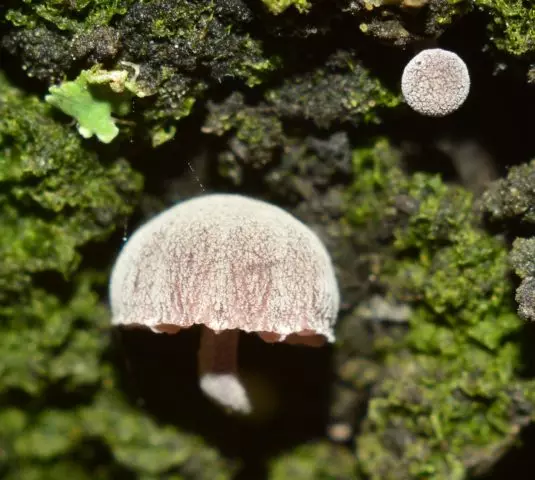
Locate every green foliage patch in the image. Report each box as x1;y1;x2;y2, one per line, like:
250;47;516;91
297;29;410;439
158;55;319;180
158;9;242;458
0;73;233;479
346;139;535;479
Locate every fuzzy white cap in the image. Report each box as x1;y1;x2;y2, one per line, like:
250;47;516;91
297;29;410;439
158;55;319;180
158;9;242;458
401;48;470;117
109;194;339;341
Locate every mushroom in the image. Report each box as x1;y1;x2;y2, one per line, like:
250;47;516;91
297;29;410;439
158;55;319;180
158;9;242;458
109;194;340;414
401;48;470;117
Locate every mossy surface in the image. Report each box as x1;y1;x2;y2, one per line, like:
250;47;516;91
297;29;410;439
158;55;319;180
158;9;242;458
3;0;279;142
5;0;135;32
346;140;535;479
260;0;311;15
472;0;535;56
0;73;234;479
269;442;357;479
1;0;535;478
481;161;535;323
0;72;142;296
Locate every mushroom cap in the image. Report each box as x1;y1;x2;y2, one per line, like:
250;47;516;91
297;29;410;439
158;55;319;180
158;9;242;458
401;48;470;117
109;194;339;342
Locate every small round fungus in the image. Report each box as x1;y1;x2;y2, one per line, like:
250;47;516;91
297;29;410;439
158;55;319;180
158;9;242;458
109;194;340;414
401;48;470;117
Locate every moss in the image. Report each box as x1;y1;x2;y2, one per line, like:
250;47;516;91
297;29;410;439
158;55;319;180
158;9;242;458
204;92;284;173
3;0;278;141
0;72;142;297
481;159;535;225
346;139;535;479
265;51;401;128
0;278;235;479
472;0;535;56
202;54;398;187
429;0;468;27
358;346;534;480
119;0;277;85
0;73;233;479
3;2;131;81
269;442;357;479
260;0;312;15
481;160;535;321
5;0;135;32
511;238;535;280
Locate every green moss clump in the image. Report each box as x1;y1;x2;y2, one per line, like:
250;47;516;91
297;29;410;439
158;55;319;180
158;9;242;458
5;0;135;32
3;2;131;81
204;92;284;176
266;51;400;128
202;55;398;186
0;72;142;297
346;139;535;479
119;1;278;88
0;74;233;479
3;0;279;140
269;442;357;479
116;0;279;139
510;238;535;280
472;0;535;56
0;275;235;479
260;0;311;15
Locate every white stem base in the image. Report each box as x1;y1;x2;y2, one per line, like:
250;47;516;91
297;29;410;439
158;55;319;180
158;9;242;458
198;327;251;414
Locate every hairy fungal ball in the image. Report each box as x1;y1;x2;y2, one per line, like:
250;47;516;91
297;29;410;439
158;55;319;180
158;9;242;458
109;194;340;414
401;48;470;117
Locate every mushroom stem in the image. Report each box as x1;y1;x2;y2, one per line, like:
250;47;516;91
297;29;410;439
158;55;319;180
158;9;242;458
198;326;251;414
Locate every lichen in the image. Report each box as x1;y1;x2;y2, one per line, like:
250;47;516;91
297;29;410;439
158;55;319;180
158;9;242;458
480;160;535;323
481;159;535;225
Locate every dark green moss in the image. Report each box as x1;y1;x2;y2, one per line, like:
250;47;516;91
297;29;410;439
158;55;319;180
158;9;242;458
260;0;311;15
345;139;535;479
269;442;357;479
472;0;535;56
3;1;132;81
202;54;399;188
0;72;142;297
0;73;234;480
510;238;535;281
265;51;400;128
5;0;134;32
204;92;284;176
3;0;279;143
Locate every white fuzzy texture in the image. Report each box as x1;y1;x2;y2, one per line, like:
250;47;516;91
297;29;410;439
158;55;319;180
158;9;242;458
401;48;470;117
109;194;339;341
200;373;252;414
